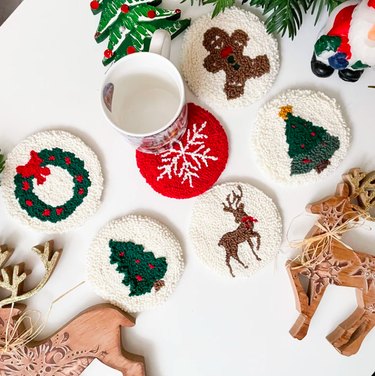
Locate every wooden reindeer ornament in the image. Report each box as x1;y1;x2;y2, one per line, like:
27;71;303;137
0;241;145;375
287;168;375;356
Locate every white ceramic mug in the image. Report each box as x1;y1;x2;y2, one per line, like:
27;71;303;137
101;30;188;154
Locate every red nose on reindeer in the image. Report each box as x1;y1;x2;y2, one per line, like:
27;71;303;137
16;150;51;185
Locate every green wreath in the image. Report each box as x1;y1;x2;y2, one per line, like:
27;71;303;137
14;148;91;222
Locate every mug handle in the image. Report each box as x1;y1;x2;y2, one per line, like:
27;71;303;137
149;29;171;59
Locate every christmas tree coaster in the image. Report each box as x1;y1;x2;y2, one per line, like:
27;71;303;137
91;0;190;66
190;182;282;278
87;215;184;312
181;7;279;109
253;89;350;185
136;103;229;199
1;131;103;233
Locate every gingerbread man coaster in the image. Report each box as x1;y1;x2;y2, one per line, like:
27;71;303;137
190;182;282;278
136;103;228;199
181;7;279;108
1;130;103;232
253;89;350;185
87;215;184;313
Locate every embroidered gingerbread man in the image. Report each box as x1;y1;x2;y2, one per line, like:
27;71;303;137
203;27;270;100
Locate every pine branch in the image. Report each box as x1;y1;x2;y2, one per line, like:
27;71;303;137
0;151;5;174
183;0;346;38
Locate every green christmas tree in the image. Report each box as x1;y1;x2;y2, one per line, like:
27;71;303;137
90;0;190;65
279;105;340;175
109;240;167;296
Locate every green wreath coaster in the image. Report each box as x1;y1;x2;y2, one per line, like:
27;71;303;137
1;130;103;233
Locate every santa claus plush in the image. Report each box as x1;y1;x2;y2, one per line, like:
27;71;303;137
311;0;375;82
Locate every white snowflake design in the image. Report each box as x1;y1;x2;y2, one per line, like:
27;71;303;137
157;122;218;188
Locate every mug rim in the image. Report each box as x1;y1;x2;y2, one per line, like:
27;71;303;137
101;52;185;138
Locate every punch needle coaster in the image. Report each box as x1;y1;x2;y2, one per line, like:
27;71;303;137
253;89;350;185
1;130;103;233
181;7;279;108
190;182;282;278
87;215;184;313
136;103;229;199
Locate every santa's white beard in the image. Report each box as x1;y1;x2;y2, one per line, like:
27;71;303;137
349;2;375;66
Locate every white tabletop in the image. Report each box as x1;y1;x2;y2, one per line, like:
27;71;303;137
0;1;374;375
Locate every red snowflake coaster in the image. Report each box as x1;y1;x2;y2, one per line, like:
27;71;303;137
136;103;229;199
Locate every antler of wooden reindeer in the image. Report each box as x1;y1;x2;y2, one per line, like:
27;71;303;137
343;168;375;221
0;241;62;307
222;185;243;212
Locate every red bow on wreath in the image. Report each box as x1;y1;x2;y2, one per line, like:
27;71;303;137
16;151;51;185
241;215;258;228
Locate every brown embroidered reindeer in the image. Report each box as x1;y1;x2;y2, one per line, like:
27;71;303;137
287;168;375;356
203;27;270;100
218;185;261;277
0;241;145;375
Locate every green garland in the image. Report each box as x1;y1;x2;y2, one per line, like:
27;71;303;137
183;0;346;39
0;152;4;174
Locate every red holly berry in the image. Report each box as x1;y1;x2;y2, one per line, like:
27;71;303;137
127;46;136;54
300;144;305;149
135;259;140;264
48;155;55;161
147;10;156;18
104;49;113;59
78;188;85;195
121;4;129;13
148;263;155;269
175;8;181;13
22;181;30;191
42;209;51;217
90;0;100;10
302;158;312;164
76;175;83;183
311;132;316;137
25;199;33;207
135;275;143;282
292;125;296;129
119;252;124;257
56;207;63;215
65;157;71;165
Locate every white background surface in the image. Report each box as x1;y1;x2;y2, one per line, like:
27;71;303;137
0;1;374;375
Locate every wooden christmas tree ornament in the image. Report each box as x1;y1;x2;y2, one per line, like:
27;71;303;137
0;241;145;375
287;168;375;356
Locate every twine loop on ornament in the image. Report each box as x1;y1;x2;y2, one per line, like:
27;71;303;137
288;209;371;269
0;281;85;356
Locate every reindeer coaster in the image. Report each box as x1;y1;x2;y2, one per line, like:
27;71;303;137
136;103;229;199
253;89;350;185
87;215;184;312
1;130;103;232
181;7;279;108
190;182;282;278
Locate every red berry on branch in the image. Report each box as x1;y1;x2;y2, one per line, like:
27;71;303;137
311;132;316;136
76;175;83;183
148;263;155;269
127;46;136;54
135;275;143;282
65;157;71;165
78;188;85;195
48;155;55;161
25;199;33;207
135;259;140;264
56;207;64;215
175;8;181;13
121;4;129;13
147;10;156;18
119;252;124;257
90;0;100;10
22;181;30;191
104;49;113;58
300;144;305;149
42;209;51;217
